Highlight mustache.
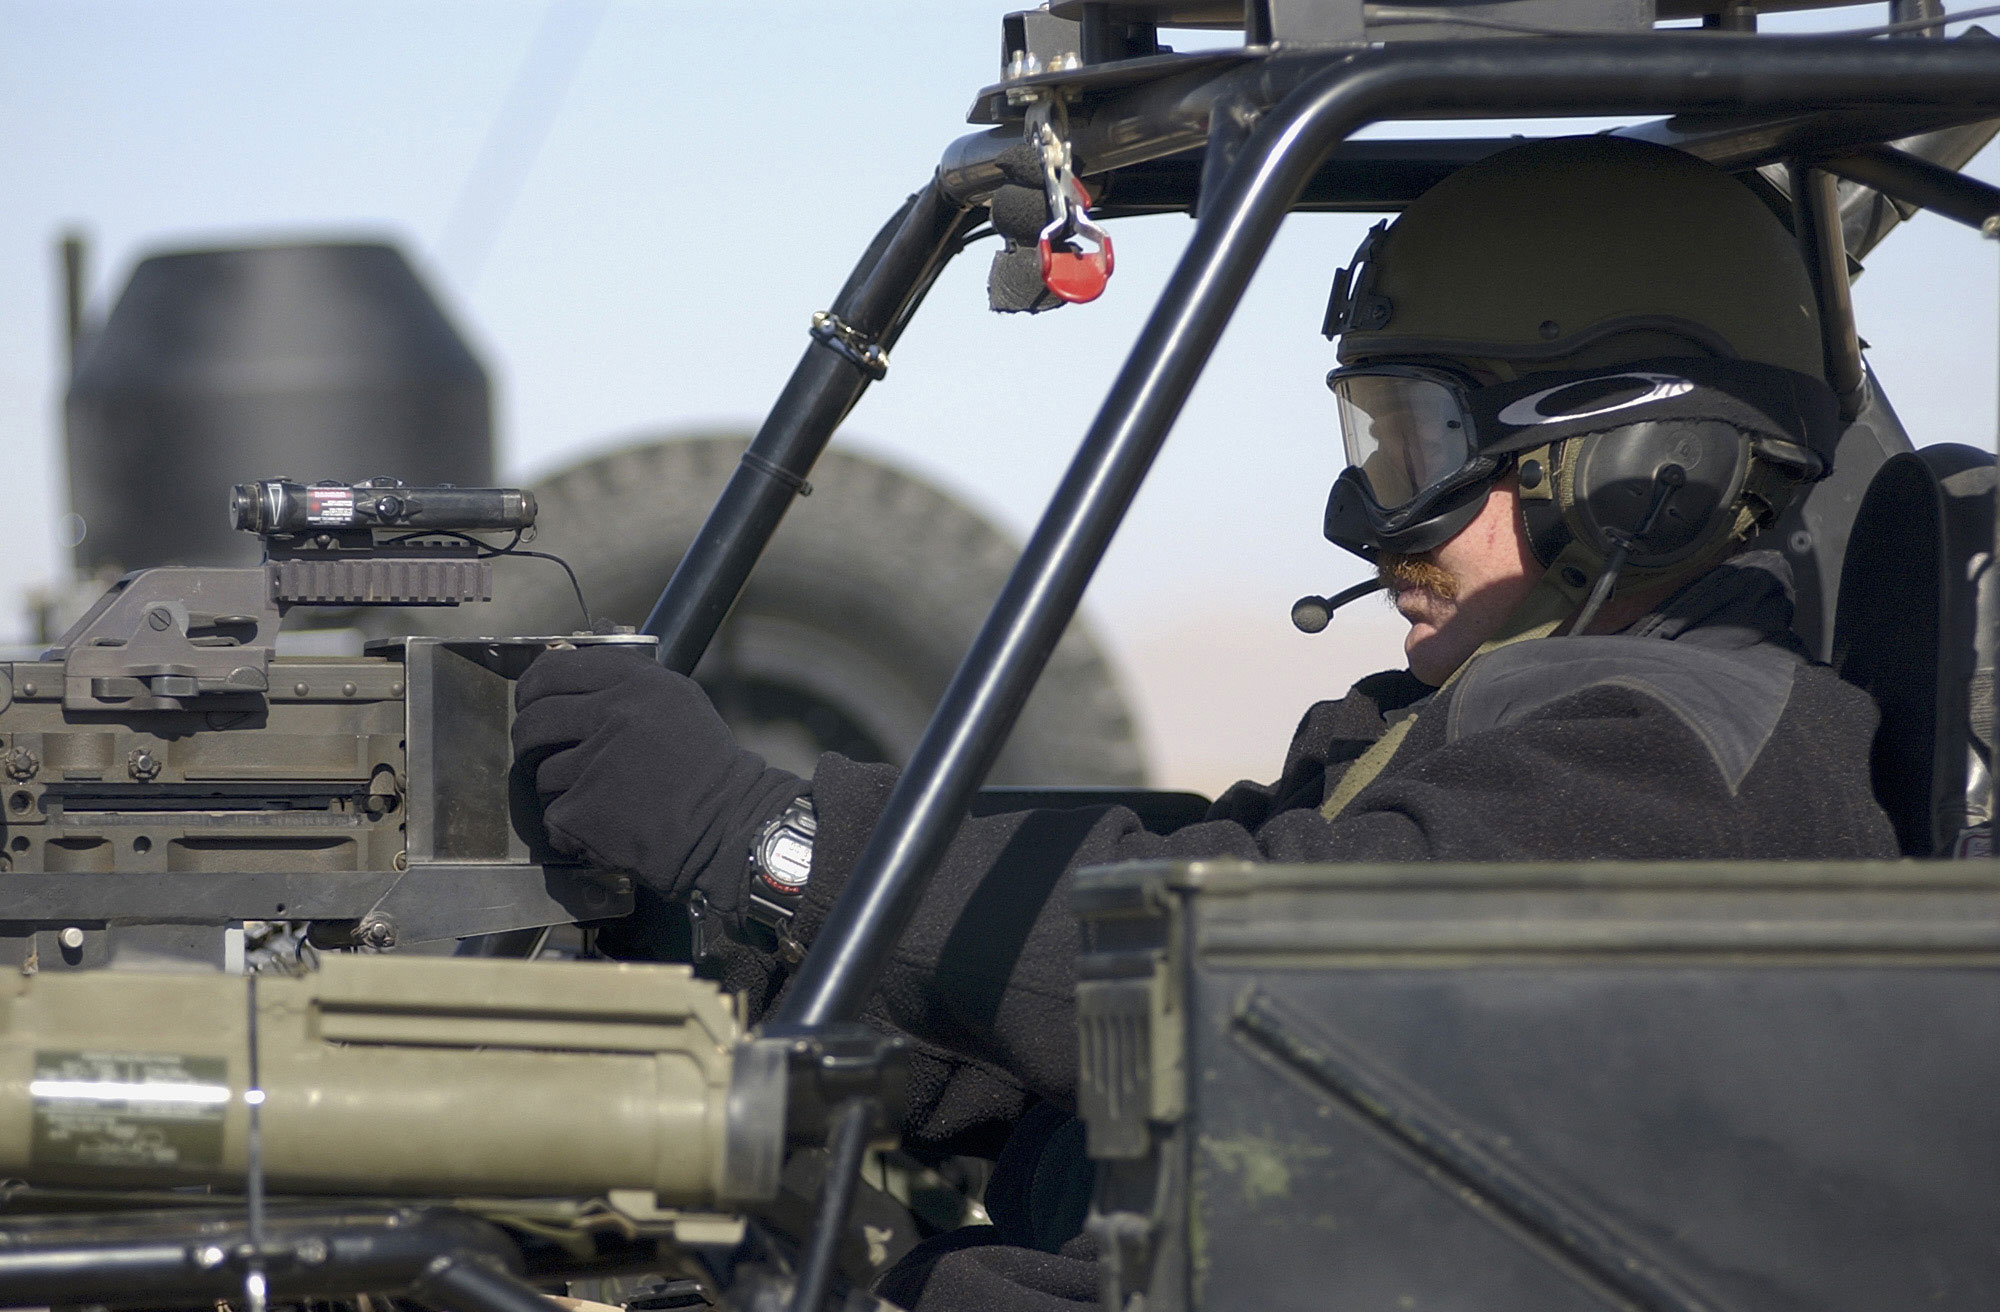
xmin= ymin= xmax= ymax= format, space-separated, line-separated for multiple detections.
xmin=1378 ymin=553 xmax=1459 ymax=601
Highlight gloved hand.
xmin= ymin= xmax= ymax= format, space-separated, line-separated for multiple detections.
xmin=511 ymin=645 xmax=806 ymax=901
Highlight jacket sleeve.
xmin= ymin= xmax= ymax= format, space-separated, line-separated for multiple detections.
xmin=762 ymin=686 xmax=1437 ymax=1154
xmin=769 ymin=668 xmax=1890 ymax=1153
xmin=760 ymin=676 xmax=1418 ymax=1154
xmin=780 ymin=755 xmax=1280 ymax=1155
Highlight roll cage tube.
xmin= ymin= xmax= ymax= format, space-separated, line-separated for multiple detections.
xmin=772 ymin=34 xmax=2000 ymax=1030
xmin=645 ymin=51 xmax=2000 ymax=686
xmin=641 ymin=182 xmax=979 ymax=672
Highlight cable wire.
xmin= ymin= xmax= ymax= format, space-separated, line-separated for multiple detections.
xmin=506 ymin=549 xmax=593 ymax=631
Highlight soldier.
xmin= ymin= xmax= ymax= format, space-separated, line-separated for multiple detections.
xmin=512 ymin=136 xmax=1899 ymax=1307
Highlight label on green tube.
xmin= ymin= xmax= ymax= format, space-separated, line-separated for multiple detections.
xmin=30 ymin=1049 xmax=229 ymax=1169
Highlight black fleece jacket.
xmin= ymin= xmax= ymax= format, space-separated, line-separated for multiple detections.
xmin=732 ymin=551 xmax=1898 ymax=1157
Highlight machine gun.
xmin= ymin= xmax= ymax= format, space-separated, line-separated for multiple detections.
xmin=0 ymin=481 xmax=912 ymax=1312
xmin=0 ymin=478 xmax=639 ymax=964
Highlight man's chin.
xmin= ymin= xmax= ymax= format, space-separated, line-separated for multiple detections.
xmin=1403 ymin=629 xmax=1454 ymax=686
xmin=1403 ymin=612 xmax=1470 ymax=685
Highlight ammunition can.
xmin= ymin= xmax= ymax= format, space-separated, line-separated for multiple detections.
xmin=1074 ymin=858 xmax=2000 ymax=1312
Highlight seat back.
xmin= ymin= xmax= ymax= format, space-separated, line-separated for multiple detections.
xmin=1832 ymin=444 xmax=1996 ymax=857
xmin=1751 ymin=371 xmax=1914 ymax=660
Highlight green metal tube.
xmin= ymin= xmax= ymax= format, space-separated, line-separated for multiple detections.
xmin=0 ymin=956 xmax=759 ymax=1205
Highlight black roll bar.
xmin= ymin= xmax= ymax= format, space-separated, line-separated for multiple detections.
xmin=1822 ymin=141 xmax=2000 ymax=230
xmin=0 ymin=1207 xmax=534 ymax=1308
xmin=641 ymin=183 xmax=976 ymax=673
xmin=1790 ymin=161 xmax=1869 ymax=418
xmin=772 ymin=34 xmax=2000 ymax=1029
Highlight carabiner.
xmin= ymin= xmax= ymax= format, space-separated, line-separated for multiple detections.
xmin=1038 ymin=208 xmax=1116 ymax=304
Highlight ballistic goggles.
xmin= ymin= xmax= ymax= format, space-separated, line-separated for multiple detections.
xmin=1321 ymin=358 xmax=1835 ymax=560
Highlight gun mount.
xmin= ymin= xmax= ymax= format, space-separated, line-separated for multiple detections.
xmin=0 ymin=481 xmax=635 ymax=959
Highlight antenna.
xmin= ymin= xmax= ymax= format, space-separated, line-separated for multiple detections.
xmin=242 ymin=974 xmax=268 ymax=1312
xmin=1988 ymin=210 xmax=1999 ymax=787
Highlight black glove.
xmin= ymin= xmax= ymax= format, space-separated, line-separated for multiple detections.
xmin=511 ymin=645 xmax=805 ymax=903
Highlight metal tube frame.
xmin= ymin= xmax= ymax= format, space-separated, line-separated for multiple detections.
xmin=646 ymin=50 xmax=2000 ymax=694
xmin=773 ymin=34 xmax=2000 ymax=1029
xmin=411 ymin=1251 xmax=563 ymax=1312
xmin=1789 ymin=160 xmax=1869 ymax=419
xmin=784 ymin=1098 xmax=875 ymax=1312
xmin=641 ymin=183 xmax=978 ymax=673
xmin=1822 ymin=141 xmax=2000 ymax=230
xmin=0 ymin=1207 xmax=528 ymax=1308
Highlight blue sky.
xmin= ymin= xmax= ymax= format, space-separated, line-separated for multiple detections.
xmin=3 ymin=2 xmax=1997 ymax=787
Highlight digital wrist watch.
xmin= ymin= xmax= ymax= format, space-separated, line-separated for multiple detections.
xmin=744 ymin=794 xmax=817 ymax=963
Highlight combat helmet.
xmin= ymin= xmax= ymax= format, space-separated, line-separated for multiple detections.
xmin=1320 ymin=136 xmax=1838 ymax=623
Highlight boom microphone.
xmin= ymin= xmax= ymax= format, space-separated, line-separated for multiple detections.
xmin=1291 ymin=578 xmax=1386 ymax=633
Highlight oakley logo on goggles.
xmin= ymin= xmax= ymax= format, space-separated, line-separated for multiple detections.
xmin=1496 ymin=373 xmax=1696 ymax=427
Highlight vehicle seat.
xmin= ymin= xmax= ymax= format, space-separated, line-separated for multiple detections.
xmin=1831 ymin=444 xmax=1996 ymax=857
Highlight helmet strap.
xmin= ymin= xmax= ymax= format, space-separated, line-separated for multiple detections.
xmin=1515 ymin=442 xmax=1570 ymax=565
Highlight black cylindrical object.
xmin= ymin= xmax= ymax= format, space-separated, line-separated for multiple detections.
xmin=1823 ymin=142 xmax=2000 ymax=232
xmin=231 ymin=479 xmax=537 ymax=538
xmin=66 ymin=242 xmax=491 ymax=572
xmin=0 ymin=1207 xmax=524 ymax=1308
xmin=642 ymin=185 xmax=977 ymax=671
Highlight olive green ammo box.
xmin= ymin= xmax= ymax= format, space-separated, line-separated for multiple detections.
xmin=1073 ymin=859 xmax=2000 ymax=1312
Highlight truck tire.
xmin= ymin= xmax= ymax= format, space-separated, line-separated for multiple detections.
xmin=381 ymin=433 xmax=1146 ymax=785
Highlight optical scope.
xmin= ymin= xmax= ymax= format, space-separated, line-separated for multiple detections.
xmin=232 ymin=479 xmax=537 ymax=539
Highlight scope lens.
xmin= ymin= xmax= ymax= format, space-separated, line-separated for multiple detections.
xmin=229 ymin=485 xmax=258 ymax=531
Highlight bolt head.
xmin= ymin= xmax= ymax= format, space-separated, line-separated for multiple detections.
xmin=4 ymin=748 xmax=38 ymax=782
xmin=358 ymin=916 xmax=396 ymax=949
xmin=126 ymin=748 xmax=161 ymax=781
xmin=57 ymin=927 xmax=85 ymax=951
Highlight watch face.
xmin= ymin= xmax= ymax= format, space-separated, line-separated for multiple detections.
xmin=754 ymin=801 xmax=817 ymax=900
xmin=757 ymin=829 xmax=814 ymax=894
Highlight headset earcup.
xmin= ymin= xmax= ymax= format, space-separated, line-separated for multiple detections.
xmin=1564 ymin=420 xmax=1751 ymax=569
